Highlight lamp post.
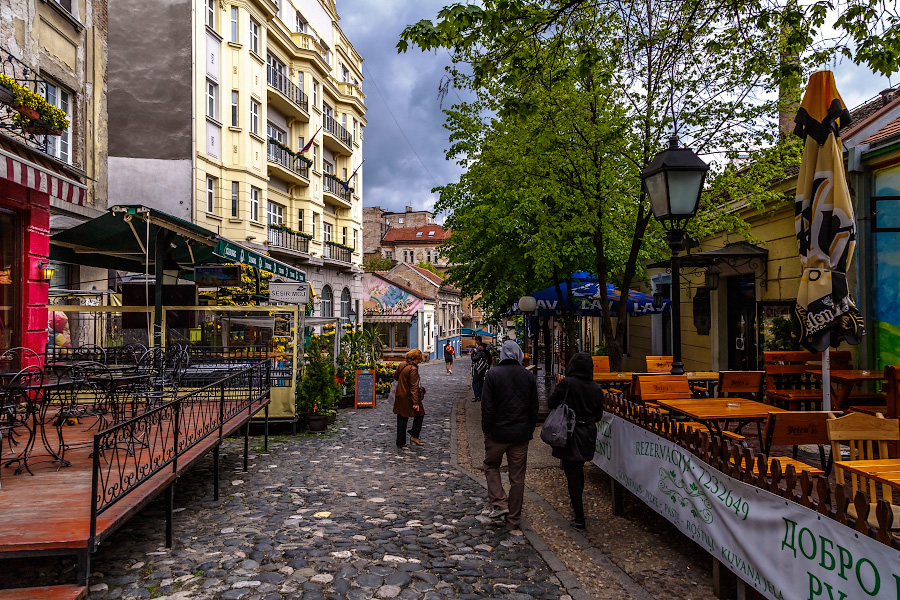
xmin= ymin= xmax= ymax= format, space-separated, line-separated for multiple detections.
xmin=641 ymin=134 xmax=709 ymax=375
xmin=517 ymin=295 xmax=537 ymax=357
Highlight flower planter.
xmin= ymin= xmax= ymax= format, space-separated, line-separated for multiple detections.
xmin=24 ymin=120 xmax=62 ymax=136
xmin=339 ymin=394 xmax=354 ymax=409
xmin=15 ymin=105 xmax=40 ymax=120
xmin=326 ymin=413 xmax=337 ymax=425
xmin=306 ymin=414 xmax=328 ymax=433
xmin=0 ymin=86 xmax=16 ymax=107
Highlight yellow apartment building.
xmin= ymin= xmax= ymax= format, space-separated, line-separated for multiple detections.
xmin=108 ymin=0 xmax=366 ymax=318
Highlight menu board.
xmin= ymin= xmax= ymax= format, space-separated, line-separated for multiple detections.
xmin=354 ymin=370 xmax=375 ymax=408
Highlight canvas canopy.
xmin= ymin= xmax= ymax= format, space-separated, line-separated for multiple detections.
xmin=511 ymin=272 xmax=669 ymax=316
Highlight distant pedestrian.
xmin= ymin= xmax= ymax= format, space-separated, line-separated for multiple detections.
xmin=393 ymin=349 xmax=426 ymax=448
xmin=481 ymin=340 xmax=538 ymax=530
xmin=444 ymin=341 xmax=455 ymax=374
xmin=471 ymin=342 xmax=492 ymax=402
xmin=546 ymin=352 xmax=604 ymax=530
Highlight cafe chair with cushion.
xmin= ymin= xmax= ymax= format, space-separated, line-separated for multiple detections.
xmin=827 ymin=411 xmax=900 ymax=530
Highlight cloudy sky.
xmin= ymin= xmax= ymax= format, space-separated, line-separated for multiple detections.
xmin=336 ymin=1 xmax=895 ymax=219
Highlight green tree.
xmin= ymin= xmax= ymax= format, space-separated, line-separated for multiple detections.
xmin=363 ymin=256 xmax=392 ymax=271
xmin=415 ymin=261 xmax=440 ymax=275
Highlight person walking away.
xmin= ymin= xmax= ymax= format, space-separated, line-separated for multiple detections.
xmin=481 ymin=340 xmax=538 ymax=530
xmin=471 ymin=342 xmax=492 ymax=402
xmin=444 ymin=341 xmax=455 ymax=374
xmin=546 ymin=352 xmax=604 ymax=529
xmin=393 ymin=349 xmax=426 ymax=448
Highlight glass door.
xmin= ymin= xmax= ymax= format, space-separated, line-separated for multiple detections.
xmin=0 ymin=208 xmax=19 ymax=360
xmin=726 ymin=274 xmax=757 ymax=370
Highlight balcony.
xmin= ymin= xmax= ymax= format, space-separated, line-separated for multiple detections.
xmin=266 ymin=64 xmax=309 ymax=120
xmin=267 ymin=225 xmax=311 ymax=259
xmin=267 ymin=139 xmax=310 ymax=185
xmin=322 ymin=114 xmax=353 ymax=154
xmin=324 ymin=241 xmax=352 ymax=263
xmin=322 ymin=175 xmax=352 ymax=208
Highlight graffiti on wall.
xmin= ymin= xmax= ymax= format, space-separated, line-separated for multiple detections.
xmin=362 ymin=275 xmax=424 ymax=316
xmin=873 ymin=166 xmax=900 ymax=368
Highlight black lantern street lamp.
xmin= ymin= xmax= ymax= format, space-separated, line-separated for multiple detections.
xmin=641 ymin=134 xmax=709 ymax=375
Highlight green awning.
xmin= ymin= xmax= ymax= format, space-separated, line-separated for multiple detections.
xmin=51 ymin=205 xmax=305 ymax=282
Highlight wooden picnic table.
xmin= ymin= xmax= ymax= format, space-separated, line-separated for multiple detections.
xmin=656 ymin=397 xmax=788 ymax=440
xmin=806 ymin=369 xmax=886 ymax=411
xmin=833 ymin=459 xmax=900 ymax=489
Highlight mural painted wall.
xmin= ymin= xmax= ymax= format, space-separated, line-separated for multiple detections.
xmin=873 ymin=165 xmax=900 ymax=367
xmin=362 ymin=274 xmax=425 ymax=316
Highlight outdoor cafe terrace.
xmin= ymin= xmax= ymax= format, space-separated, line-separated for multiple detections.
xmin=0 ymin=346 xmax=270 ymax=599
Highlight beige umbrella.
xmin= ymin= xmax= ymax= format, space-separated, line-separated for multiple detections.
xmin=792 ymin=71 xmax=866 ymax=410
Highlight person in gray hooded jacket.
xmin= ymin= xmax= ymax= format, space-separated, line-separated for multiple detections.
xmin=481 ymin=340 xmax=538 ymax=530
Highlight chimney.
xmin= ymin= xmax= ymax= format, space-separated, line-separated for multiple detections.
xmin=881 ymin=88 xmax=896 ymax=106
xmin=405 ymin=206 xmax=412 ymax=213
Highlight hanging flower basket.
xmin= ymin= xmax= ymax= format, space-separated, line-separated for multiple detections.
xmin=16 ymin=105 xmax=40 ymax=120
xmin=24 ymin=120 xmax=62 ymax=136
xmin=0 ymin=86 xmax=16 ymax=107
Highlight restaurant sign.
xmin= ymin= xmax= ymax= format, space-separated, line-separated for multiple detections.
xmin=213 ymin=240 xmax=305 ymax=282
xmin=594 ymin=415 xmax=900 ymax=600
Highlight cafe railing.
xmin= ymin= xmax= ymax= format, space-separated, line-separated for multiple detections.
xmin=89 ymin=360 xmax=269 ymax=550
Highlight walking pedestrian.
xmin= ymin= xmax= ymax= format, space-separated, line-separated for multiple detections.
xmin=393 ymin=349 xmax=426 ymax=448
xmin=444 ymin=341 xmax=455 ymax=374
xmin=481 ymin=340 xmax=538 ymax=530
xmin=471 ymin=342 xmax=492 ymax=402
xmin=546 ymin=352 xmax=604 ymax=530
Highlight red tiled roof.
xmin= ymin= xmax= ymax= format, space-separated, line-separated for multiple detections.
xmin=862 ymin=115 xmax=900 ymax=145
xmin=841 ymin=84 xmax=900 ymax=139
xmin=407 ymin=263 xmax=444 ymax=286
xmin=382 ymin=225 xmax=450 ymax=243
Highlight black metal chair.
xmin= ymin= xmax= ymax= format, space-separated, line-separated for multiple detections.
xmin=2 ymin=366 xmax=44 ymax=477
xmin=1 ymin=346 xmax=42 ymax=374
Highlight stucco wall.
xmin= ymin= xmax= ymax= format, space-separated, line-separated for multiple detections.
xmin=108 ymin=156 xmax=192 ymax=220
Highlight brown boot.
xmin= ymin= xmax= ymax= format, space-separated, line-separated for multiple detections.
xmin=410 ymin=437 xmax=424 ymax=446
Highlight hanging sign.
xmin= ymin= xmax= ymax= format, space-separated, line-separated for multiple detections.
xmin=354 ymin=370 xmax=375 ymax=409
xmin=269 ymin=282 xmax=310 ymax=304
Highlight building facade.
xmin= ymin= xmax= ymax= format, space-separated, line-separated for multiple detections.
xmin=362 ymin=205 xmax=442 ymax=265
xmin=0 ymin=0 xmax=108 ymax=358
xmin=108 ymin=0 xmax=365 ymax=320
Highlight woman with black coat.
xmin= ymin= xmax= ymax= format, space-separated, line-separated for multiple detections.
xmin=546 ymin=352 xmax=604 ymax=529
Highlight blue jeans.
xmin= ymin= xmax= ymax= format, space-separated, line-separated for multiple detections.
xmin=472 ymin=375 xmax=484 ymax=400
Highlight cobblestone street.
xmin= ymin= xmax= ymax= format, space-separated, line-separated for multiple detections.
xmin=83 ymin=358 xmax=718 ymax=600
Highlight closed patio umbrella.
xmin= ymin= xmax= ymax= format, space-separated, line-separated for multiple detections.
xmin=792 ymin=71 xmax=866 ymax=409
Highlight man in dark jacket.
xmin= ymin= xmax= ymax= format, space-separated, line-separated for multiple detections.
xmin=481 ymin=340 xmax=538 ymax=530
xmin=471 ymin=342 xmax=492 ymax=402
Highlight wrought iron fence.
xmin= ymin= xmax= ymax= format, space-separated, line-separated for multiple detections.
xmin=267 ymin=139 xmax=310 ymax=180
xmin=323 ymin=176 xmax=352 ymax=202
xmin=89 ymin=360 xmax=269 ymax=549
xmin=323 ymin=114 xmax=353 ymax=148
xmin=266 ymin=64 xmax=309 ymax=113
xmin=324 ymin=241 xmax=352 ymax=262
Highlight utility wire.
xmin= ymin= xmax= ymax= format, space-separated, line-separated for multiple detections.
xmin=363 ymin=62 xmax=441 ymax=191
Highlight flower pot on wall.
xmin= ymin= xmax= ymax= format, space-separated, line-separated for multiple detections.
xmin=24 ymin=120 xmax=61 ymax=136
xmin=0 ymin=86 xmax=16 ymax=106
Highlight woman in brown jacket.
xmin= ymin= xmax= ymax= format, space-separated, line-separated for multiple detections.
xmin=393 ymin=348 xmax=426 ymax=448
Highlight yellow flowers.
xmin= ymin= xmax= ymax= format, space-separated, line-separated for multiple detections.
xmin=0 ymin=74 xmax=70 ymax=131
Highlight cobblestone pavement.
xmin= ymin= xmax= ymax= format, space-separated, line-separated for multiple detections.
xmin=86 ymin=360 xmax=577 ymax=599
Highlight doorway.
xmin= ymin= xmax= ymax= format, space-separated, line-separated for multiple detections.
xmin=726 ymin=274 xmax=757 ymax=370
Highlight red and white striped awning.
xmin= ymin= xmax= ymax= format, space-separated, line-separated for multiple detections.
xmin=0 ymin=139 xmax=86 ymax=206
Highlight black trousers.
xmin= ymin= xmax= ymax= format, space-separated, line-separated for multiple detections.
xmin=561 ymin=459 xmax=586 ymax=524
xmin=396 ymin=414 xmax=423 ymax=446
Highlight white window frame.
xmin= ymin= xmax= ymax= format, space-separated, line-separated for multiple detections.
xmin=206 ymin=0 xmax=215 ymax=29
xmin=312 ymin=145 xmax=318 ymax=171
xmin=231 ymin=181 xmax=239 ymax=218
xmin=43 ymin=82 xmax=72 ymax=164
xmin=352 ymin=229 xmax=357 ymax=250
xmin=323 ymin=159 xmax=334 ymax=175
xmin=321 ymin=285 xmax=333 ymax=317
xmin=297 ymin=209 xmax=304 ymax=232
xmin=267 ymin=201 xmax=284 ymax=225
xmin=312 ymin=212 xmax=318 ymax=238
xmin=342 ymin=226 xmax=347 ymax=245
xmin=250 ymin=100 xmax=259 ymax=135
xmin=266 ymin=122 xmax=285 ymax=143
xmin=295 ymin=10 xmax=307 ymax=33
xmin=206 ymin=80 xmax=218 ymax=120
xmin=312 ymin=80 xmax=318 ymax=109
xmin=231 ymin=91 xmax=238 ymax=127
xmin=206 ymin=176 xmax=216 ymax=213
xmin=249 ymin=18 xmax=260 ymax=54
xmin=230 ymin=6 xmax=239 ymax=42
xmin=324 ymin=222 xmax=332 ymax=242
xmin=250 ymin=186 xmax=260 ymax=222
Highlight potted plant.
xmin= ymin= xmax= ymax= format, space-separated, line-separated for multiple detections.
xmin=0 ymin=74 xmax=68 ymax=135
xmin=297 ymin=335 xmax=340 ymax=432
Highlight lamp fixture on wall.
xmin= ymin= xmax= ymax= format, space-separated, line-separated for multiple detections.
xmin=705 ymin=271 xmax=719 ymax=290
xmin=39 ymin=261 xmax=55 ymax=282
xmin=653 ymin=291 xmax=665 ymax=310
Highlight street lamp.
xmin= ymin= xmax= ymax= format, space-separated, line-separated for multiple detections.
xmin=641 ymin=134 xmax=709 ymax=375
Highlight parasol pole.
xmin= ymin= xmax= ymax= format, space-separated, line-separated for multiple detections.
xmin=822 ymin=347 xmax=831 ymax=411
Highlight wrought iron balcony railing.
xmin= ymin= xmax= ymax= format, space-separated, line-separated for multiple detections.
xmin=323 ymin=176 xmax=352 ymax=202
xmin=324 ymin=241 xmax=352 ymax=262
xmin=267 ymin=140 xmax=310 ymax=180
xmin=323 ymin=114 xmax=353 ymax=148
xmin=0 ymin=45 xmax=60 ymax=158
xmin=267 ymin=225 xmax=310 ymax=254
xmin=266 ymin=64 xmax=309 ymax=114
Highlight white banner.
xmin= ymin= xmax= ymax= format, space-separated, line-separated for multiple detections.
xmin=269 ymin=282 xmax=309 ymax=304
xmin=593 ymin=415 xmax=900 ymax=600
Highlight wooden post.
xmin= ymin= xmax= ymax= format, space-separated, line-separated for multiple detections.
xmin=611 ymin=479 xmax=625 ymax=516
xmin=712 ymin=558 xmax=737 ymax=599
xmin=213 ymin=444 xmax=220 ymax=502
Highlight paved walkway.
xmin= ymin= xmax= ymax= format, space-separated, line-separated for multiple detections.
xmin=82 ymin=358 xmax=715 ymax=599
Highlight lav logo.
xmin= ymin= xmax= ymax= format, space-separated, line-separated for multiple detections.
xmin=239 ymin=249 xmax=245 ymax=264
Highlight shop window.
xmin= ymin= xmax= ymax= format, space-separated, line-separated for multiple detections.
xmin=0 ymin=209 xmax=18 ymax=356
xmin=321 ymin=285 xmax=333 ymax=317
xmin=364 ymin=322 xmax=409 ymax=351
xmin=341 ymin=288 xmax=350 ymax=321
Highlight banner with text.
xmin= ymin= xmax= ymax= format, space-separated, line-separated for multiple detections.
xmin=593 ymin=415 xmax=900 ymax=600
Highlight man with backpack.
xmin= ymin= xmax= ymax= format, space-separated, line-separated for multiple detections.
xmin=471 ymin=342 xmax=492 ymax=402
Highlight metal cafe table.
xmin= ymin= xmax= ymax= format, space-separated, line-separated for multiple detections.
xmin=2 ymin=374 xmax=74 ymax=476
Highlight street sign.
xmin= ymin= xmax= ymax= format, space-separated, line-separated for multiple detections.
xmin=269 ymin=282 xmax=310 ymax=304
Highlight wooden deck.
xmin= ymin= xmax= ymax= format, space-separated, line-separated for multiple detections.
xmin=0 ymin=585 xmax=86 ymax=600
xmin=0 ymin=396 xmax=268 ymax=588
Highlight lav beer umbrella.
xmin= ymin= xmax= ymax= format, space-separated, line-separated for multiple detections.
xmin=792 ymin=71 xmax=865 ymax=409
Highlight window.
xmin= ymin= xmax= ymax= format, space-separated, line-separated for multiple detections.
xmin=352 ymin=229 xmax=357 ymax=250
xmin=353 ymin=171 xmax=358 ymax=191
xmin=230 ymin=7 xmax=238 ymax=42
xmin=403 ymin=250 xmax=409 ymax=263
xmin=385 ymin=250 xmax=392 ymax=260
xmin=394 ymin=324 xmax=408 ymax=348
xmin=312 ymin=212 xmax=317 ymax=238
xmin=206 ymin=80 xmax=218 ymax=120
xmin=44 ymin=82 xmax=72 ymax=164
xmin=206 ymin=176 xmax=216 ymax=213
xmin=426 ymin=250 xmax=431 ymax=263
xmin=249 ymin=18 xmax=259 ymax=54
xmin=320 ymin=285 xmax=333 ymax=317
xmin=342 ymin=226 xmax=347 ymax=245
xmin=341 ymin=288 xmax=351 ymax=321
xmin=415 ymin=232 xmax=423 ymax=238
xmin=324 ymin=222 xmax=332 ymax=242
xmin=230 ymin=91 xmax=238 ymax=126
xmin=266 ymin=122 xmax=284 ymax=143
xmin=341 ymin=65 xmax=350 ymax=82
xmin=323 ymin=160 xmax=334 ymax=175
xmin=312 ymin=80 xmax=318 ymax=109
xmin=428 ymin=230 xmax=435 ymax=236
xmin=323 ymin=103 xmax=333 ymax=118
xmin=250 ymin=187 xmax=260 ymax=222
xmin=54 ymin=0 xmax=73 ymax=11
xmin=295 ymin=11 xmax=307 ymax=33
xmin=267 ymin=201 xmax=284 ymax=225
xmin=320 ymin=40 xmax=331 ymax=65
xmin=297 ymin=71 xmax=304 ymax=94
xmin=342 ymin=167 xmax=347 ymax=181
xmin=250 ymin=100 xmax=259 ymax=135
xmin=312 ymin=145 xmax=318 ymax=170
xmin=398 ymin=217 xmax=404 ymax=224
xmin=206 ymin=0 xmax=215 ymax=29
xmin=352 ymin=117 xmax=357 ymax=138
xmin=231 ymin=182 xmax=239 ymax=218
xmin=297 ymin=209 xmax=303 ymax=231
xmin=342 ymin=113 xmax=347 ymax=132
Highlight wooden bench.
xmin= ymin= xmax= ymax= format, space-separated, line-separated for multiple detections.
xmin=759 ymin=411 xmax=837 ymax=476
xmin=645 ymin=355 xmax=673 ymax=373
xmin=764 ymin=351 xmax=853 ymax=411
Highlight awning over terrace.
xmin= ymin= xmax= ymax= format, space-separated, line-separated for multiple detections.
xmin=50 ymin=205 xmax=305 ymax=282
